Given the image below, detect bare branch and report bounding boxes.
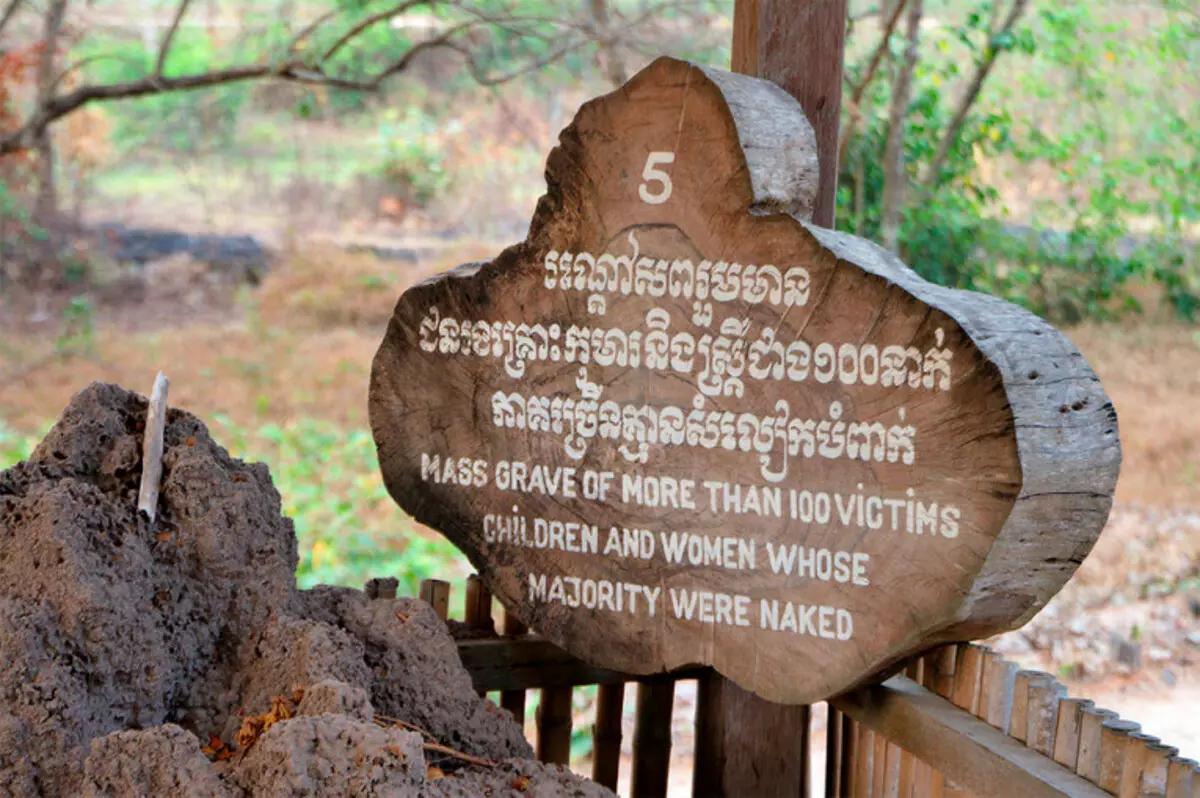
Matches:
[880,0,923,252]
[837,0,909,168]
[922,0,1031,188]
[155,0,193,77]
[321,0,429,64]
[286,8,341,55]
[0,0,23,37]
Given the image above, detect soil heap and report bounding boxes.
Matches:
[0,382,613,797]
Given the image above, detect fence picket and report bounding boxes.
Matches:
[1076,706,1118,785]
[1026,676,1066,757]
[1098,719,1142,792]
[417,578,450,621]
[592,683,624,790]
[499,609,528,726]
[1051,698,1091,770]
[631,681,675,798]
[536,686,574,766]
[1165,756,1197,798]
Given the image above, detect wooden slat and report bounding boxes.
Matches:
[883,739,902,798]
[928,645,958,797]
[418,578,450,621]
[1026,676,1066,757]
[464,575,493,696]
[1116,733,1162,798]
[631,681,675,798]
[1009,670,1044,744]
[1051,698,1092,771]
[1132,742,1177,798]
[592,683,624,791]
[897,661,922,798]
[499,609,527,725]
[826,705,844,798]
[984,657,1018,732]
[872,730,887,798]
[464,574,493,631]
[853,722,874,798]
[840,712,857,798]
[1076,706,1118,785]
[536,686,574,766]
[1166,757,1197,798]
[832,676,1111,798]
[951,645,985,715]
[975,648,1002,723]
[1097,719,1141,792]
[457,635,706,692]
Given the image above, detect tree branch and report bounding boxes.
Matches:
[837,0,909,168]
[155,0,193,77]
[880,0,923,252]
[321,0,429,63]
[922,0,1030,188]
[0,0,22,37]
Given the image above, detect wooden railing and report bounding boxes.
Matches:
[415,577,1198,797]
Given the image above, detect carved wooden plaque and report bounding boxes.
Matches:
[369,57,1120,703]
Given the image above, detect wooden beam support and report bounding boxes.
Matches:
[832,676,1111,798]
[732,0,849,227]
[692,671,810,797]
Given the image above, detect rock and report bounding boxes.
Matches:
[0,382,559,796]
[230,715,424,797]
[426,760,617,798]
[297,588,534,762]
[81,725,234,798]
[297,680,374,723]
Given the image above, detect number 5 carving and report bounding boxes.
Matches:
[638,151,675,205]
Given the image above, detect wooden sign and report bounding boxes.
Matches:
[369,57,1120,704]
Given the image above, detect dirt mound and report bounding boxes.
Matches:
[0,382,612,797]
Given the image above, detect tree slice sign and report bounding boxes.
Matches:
[369,57,1120,704]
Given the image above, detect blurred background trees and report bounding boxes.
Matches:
[1,0,1195,323]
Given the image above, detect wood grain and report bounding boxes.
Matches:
[370,55,1120,704]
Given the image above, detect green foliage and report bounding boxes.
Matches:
[839,0,1199,324]
[374,108,457,207]
[78,31,252,151]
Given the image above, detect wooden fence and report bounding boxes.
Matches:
[407,576,1198,798]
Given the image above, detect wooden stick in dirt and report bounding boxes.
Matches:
[137,371,169,524]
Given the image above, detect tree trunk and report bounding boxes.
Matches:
[589,0,627,89]
[880,0,923,252]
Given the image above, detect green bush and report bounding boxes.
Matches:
[838,0,1199,324]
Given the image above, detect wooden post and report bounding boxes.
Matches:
[685,4,848,793]
[592,683,625,790]
[693,670,810,797]
[499,609,528,726]
[632,681,675,798]
[536,686,574,766]
[418,578,450,621]
[732,0,848,228]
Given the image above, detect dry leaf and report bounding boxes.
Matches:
[235,695,294,753]
[184,436,197,447]
[200,734,234,762]
[156,532,171,542]
[427,765,446,780]
[511,774,531,791]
